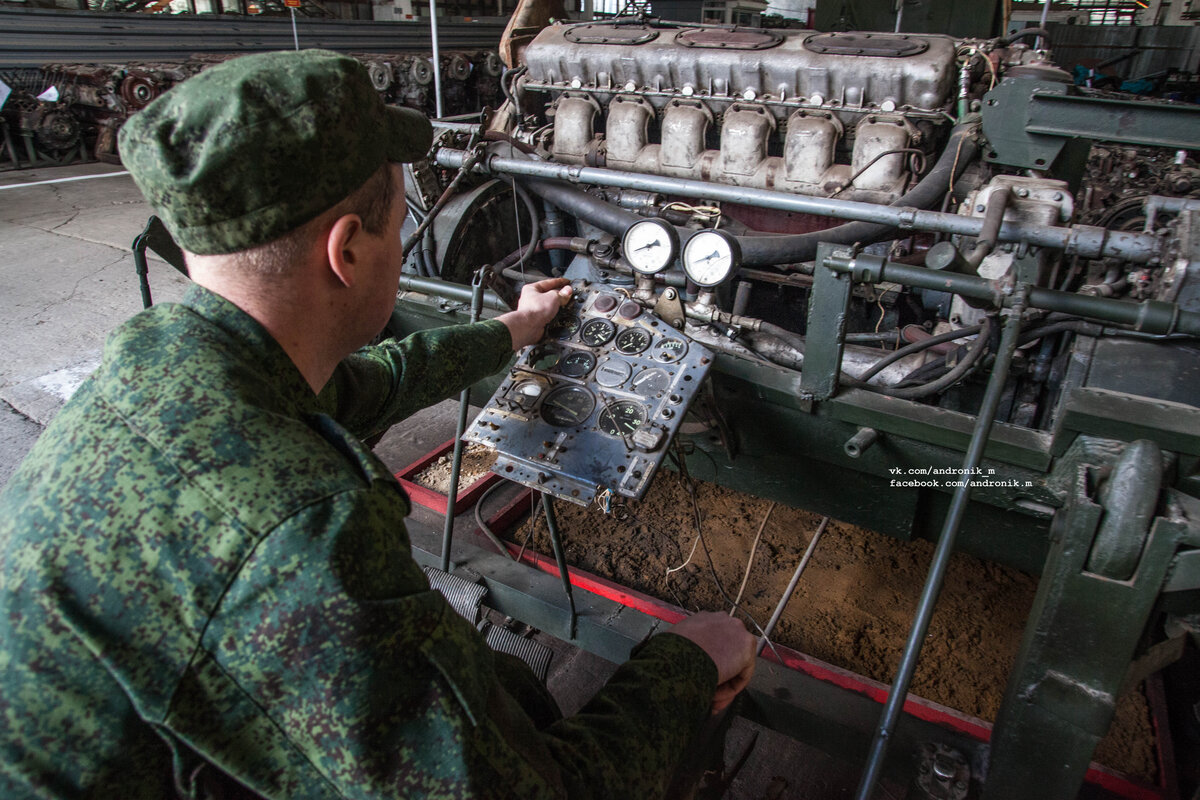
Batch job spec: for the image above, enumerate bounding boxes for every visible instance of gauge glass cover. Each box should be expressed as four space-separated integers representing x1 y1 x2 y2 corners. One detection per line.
594 357 632 387
621 219 676 274
557 349 596 378
598 399 648 436
547 312 580 340
615 327 652 355
652 338 688 363
682 229 738 287
579 317 617 347
540 385 596 427
631 367 670 397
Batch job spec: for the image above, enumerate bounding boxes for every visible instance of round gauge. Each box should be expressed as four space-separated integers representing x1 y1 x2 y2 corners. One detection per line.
631 367 670 397
681 229 740 287
615 327 652 355
579 317 617 347
511 378 548 410
652 337 688 363
599 399 648 437
540 385 596 427
547 311 580 340
594 357 632 388
557 349 596 378
621 218 678 275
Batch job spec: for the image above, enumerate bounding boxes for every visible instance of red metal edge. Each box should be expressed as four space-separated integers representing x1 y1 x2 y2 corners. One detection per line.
394 438 502 516
485 488 1164 800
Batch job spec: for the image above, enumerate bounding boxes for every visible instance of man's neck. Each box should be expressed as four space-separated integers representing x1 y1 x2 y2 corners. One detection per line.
186 261 343 394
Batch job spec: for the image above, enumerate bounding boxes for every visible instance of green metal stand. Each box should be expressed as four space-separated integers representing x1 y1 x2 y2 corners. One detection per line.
983 440 1188 799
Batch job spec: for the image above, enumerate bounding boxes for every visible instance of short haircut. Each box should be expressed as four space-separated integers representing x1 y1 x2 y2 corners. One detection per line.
233 164 397 274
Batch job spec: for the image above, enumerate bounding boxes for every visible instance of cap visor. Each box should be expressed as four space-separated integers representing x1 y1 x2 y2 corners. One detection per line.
385 105 434 163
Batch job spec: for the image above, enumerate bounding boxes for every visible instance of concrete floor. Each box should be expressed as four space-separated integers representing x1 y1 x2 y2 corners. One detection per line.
0 161 885 800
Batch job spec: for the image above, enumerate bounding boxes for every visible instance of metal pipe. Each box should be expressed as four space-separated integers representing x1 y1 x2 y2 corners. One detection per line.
429 0 443 118
397 273 508 311
824 254 1200 336
855 287 1030 800
844 428 878 459
542 492 578 639
964 187 1011 270
756 516 829 657
435 149 1164 264
440 270 487 573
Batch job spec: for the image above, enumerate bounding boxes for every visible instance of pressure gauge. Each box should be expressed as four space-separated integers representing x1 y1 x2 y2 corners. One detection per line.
681 229 740 287
621 218 678 275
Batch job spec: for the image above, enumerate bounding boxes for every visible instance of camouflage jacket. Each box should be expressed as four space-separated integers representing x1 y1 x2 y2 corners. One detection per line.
0 285 716 799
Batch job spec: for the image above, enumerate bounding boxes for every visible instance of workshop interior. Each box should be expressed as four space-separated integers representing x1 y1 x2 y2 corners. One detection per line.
3 0 1200 797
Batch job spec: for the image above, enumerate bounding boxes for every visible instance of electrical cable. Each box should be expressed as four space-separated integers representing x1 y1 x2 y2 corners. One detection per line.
829 148 928 198
472 479 516 559
853 315 994 400
857 323 985 383
731 502 775 614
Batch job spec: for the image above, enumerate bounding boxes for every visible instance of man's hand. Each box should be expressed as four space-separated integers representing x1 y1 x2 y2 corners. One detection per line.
497 278 573 351
669 612 756 714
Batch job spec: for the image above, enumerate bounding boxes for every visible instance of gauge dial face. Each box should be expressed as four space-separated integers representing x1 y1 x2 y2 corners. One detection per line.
557 349 596 378
615 326 652 355
621 218 677 275
598 399 648 437
510 378 548 410
630 367 670 397
594 357 632 388
652 338 688 363
682 229 739 287
579 317 617 347
547 311 580 340
540 385 596 427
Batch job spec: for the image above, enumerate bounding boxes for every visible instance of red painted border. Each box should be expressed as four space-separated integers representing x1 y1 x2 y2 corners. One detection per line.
395 438 501 516
484 487 1165 799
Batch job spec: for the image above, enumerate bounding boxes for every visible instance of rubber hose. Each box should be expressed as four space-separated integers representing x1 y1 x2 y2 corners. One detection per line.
520 177 642 235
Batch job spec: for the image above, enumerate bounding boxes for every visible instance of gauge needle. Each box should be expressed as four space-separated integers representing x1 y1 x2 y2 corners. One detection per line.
700 251 722 262
554 404 581 419
636 240 661 251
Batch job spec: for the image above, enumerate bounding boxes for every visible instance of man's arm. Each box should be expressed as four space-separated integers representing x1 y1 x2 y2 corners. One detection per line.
201 480 753 800
319 278 572 439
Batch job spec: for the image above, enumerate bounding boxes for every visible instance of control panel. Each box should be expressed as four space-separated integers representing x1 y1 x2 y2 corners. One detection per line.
464 284 713 507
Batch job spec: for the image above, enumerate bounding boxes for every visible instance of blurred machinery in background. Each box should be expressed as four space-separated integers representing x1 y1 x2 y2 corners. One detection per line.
390 16 1200 799
1 50 502 168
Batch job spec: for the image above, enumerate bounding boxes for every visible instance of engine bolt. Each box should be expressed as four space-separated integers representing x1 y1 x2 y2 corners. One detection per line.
743 88 757 100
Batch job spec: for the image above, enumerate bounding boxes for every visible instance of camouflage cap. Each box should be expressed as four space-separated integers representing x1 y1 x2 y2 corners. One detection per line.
118 49 432 255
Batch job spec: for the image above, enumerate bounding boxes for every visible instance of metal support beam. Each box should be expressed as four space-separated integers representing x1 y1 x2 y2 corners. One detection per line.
983 461 1189 799
1027 91 1200 151
823 253 1200 336
801 243 854 403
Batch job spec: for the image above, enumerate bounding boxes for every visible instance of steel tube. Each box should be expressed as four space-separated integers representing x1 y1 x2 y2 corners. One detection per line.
855 287 1030 799
825 255 1200 336
435 149 1164 264
397 273 508 311
440 271 487 573
542 492 578 639
757 516 830 657
429 0 444 119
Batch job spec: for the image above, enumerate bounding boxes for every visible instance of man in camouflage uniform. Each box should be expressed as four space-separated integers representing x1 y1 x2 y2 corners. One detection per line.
0 50 755 799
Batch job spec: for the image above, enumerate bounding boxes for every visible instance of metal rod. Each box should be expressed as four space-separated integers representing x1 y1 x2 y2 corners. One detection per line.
429 0 443 119
289 7 298 50
823 254 1200 336
434 149 1164 263
397 273 508 311
541 492 578 639
756 516 829 657
855 287 1030 800
439 270 486 572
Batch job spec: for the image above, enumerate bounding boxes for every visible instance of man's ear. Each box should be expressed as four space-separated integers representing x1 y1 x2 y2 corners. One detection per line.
327 214 364 288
